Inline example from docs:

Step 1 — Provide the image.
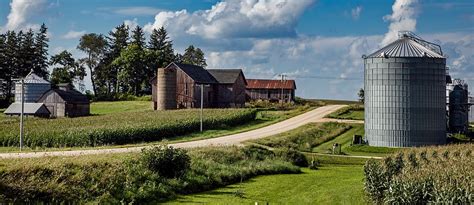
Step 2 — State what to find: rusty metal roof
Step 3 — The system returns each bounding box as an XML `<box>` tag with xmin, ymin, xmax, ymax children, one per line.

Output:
<box><xmin>246</xmin><ymin>79</ymin><xmax>296</xmax><ymax>90</ymax></box>
<box><xmin>367</xmin><ymin>37</ymin><xmax>444</xmax><ymax>59</ymax></box>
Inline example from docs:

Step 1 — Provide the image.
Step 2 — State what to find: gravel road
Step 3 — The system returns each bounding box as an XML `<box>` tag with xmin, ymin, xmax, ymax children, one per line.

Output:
<box><xmin>0</xmin><ymin>105</ymin><xmax>347</xmax><ymax>159</ymax></box>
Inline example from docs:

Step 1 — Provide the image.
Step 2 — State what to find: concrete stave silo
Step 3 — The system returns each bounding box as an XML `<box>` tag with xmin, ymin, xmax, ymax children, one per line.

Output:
<box><xmin>157</xmin><ymin>67</ymin><xmax>177</xmax><ymax>110</ymax></box>
<box><xmin>364</xmin><ymin>32</ymin><xmax>447</xmax><ymax>147</ymax></box>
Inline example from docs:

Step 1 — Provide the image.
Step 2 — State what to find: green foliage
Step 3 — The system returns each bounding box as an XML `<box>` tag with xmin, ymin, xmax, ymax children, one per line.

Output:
<box><xmin>141</xmin><ymin>145</ymin><xmax>191</xmax><ymax>178</ymax></box>
<box><xmin>0</xmin><ymin>146</ymin><xmax>300</xmax><ymax>203</ymax></box>
<box><xmin>253</xmin><ymin>122</ymin><xmax>351</xmax><ymax>152</ymax></box>
<box><xmin>182</xmin><ymin>45</ymin><xmax>207</xmax><ymax>67</ymax></box>
<box><xmin>274</xmin><ymin>148</ymin><xmax>308</xmax><ymax>167</ymax></box>
<box><xmin>326</xmin><ymin>104</ymin><xmax>364</xmax><ymax>120</ymax></box>
<box><xmin>50</xmin><ymin>50</ymin><xmax>86</xmax><ymax>88</ymax></box>
<box><xmin>0</xmin><ymin>109</ymin><xmax>257</xmax><ymax>148</ymax></box>
<box><xmin>363</xmin><ymin>144</ymin><xmax>474</xmax><ymax>204</ymax></box>
<box><xmin>77</xmin><ymin>33</ymin><xmax>107</xmax><ymax>95</ymax></box>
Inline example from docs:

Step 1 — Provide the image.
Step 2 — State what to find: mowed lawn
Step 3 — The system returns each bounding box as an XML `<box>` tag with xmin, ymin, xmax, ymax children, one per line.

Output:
<box><xmin>168</xmin><ymin>166</ymin><xmax>366</xmax><ymax>205</ymax></box>
<box><xmin>90</xmin><ymin>101</ymin><xmax>151</xmax><ymax>115</ymax></box>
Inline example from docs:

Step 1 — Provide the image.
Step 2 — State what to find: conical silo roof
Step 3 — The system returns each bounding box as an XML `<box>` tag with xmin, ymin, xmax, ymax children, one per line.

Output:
<box><xmin>367</xmin><ymin>36</ymin><xmax>444</xmax><ymax>58</ymax></box>
<box><xmin>23</xmin><ymin>69</ymin><xmax>50</xmax><ymax>84</ymax></box>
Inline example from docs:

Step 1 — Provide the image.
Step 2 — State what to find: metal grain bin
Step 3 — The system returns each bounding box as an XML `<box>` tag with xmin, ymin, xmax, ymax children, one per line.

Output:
<box><xmin>448</xmin><ymin>80</ymin><xmax>469</xmax><ymax>133</ymax></box>
<box><xmin>157</xmin><ymin>67</ymin><xmax>177</xmax><ymax>110</ymax></box>
<box><xmin>15</xmin><ymin>70</ymin><xmax>51</xmax><ymax>103</ymax></box>
<box><xmin>364</xmin><ymin>32</ymin><xmax>446</xmax><ymax>147</ymax></box>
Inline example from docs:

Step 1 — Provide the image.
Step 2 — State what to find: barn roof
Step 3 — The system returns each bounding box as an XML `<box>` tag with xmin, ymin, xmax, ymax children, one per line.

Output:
<box><xmin>4</xmin><ymin>103</ymin><xmax>50</xmax><ymax>116</ymax></box>
<box><xmin>171</xmin><ymin>63</ymin><xmax>218</xmax><ymax>84</ymax></box>
<box><xmin>39</xmin><ymin>89</ymin><xmax>89</xmax><ymax>104</ymax></box>
<box><xmin>246</xmin><ymin>79</ymin><xmax>296</xmax><ymax>90</ymax></box>
<box><xmin>207</xmin><ymin>69</ymin><xmax>246</xmax><ymax>85</ymax></box>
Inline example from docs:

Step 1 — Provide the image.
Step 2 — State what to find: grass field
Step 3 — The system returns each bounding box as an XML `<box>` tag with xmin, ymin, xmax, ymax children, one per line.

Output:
<box><xmin>90</xmin><ymin>101</ymin><xmax>151</xmax><ymax>115</ymax></box>
<box><xmin>326</xmin><ymin>104</ymin><xmax>364</xmax><ymax>120</ymax></box>
<box><xmin>168</xmin><ymin>166</ymin><xmax>366</xmax><ymax>205</ymax></box>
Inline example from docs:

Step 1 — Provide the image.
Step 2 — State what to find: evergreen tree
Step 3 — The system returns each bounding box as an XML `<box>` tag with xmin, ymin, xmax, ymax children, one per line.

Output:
<box><xmin>50</xmin><ymin>50</ymin><xmax>86</xmax><ymax>87</ymax></box>
<box><xmin>131</xmin><ymin>25</ymin><xmax>145</xmax><ymax>48</ymax></box>
<box><xmin>33</xmin><ymin>23</ymin><xmax>50</xmax><ymax>78</ymax></box>
<box><xmin>0</xmin><ymin>34</ymin><xmax>8</xmax><ymax>99</ymax></box>
<box><xmin>19</xmin><ymin>29</ymin><xmax>36</xmax><ymax>77</ymax></box>
<box><xmin>77</xmin><ymin>33</ymin><xmax>107</xmax><ymax>95</ymax></box>
<box><xmin>182</xmin><ymin>45</ymin><xmax>207</xmax><ymax>67</ymax></box>
<box><xmin>4</xmin><ymin>31</ymin><xmax>19</xmax><ymax>99</ymax></box>
<box><xmin>106</xmin><ymin>23</ymin><xmax>129</xmax><ymax>94</ymax></box>
<box><xmin>148</xmin><ymin>27</ymin><xmax>174</xmax><ymax>71</ymax></box>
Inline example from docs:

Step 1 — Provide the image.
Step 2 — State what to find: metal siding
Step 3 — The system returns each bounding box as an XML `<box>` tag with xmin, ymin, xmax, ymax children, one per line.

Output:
<box><xmin>365</xmin><ymin>57</ymin><xmax>446</xmax><ymax>147</ymax></box>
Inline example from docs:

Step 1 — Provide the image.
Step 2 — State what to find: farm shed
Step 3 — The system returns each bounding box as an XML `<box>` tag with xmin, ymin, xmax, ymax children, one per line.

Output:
<box><xmin>37</xmin><ymin>85</ymin><xmax>90</xmax><ymax>118</ymax></box>
<box><xmin>208</xmin><ymin>69</ymin><xmax>247</xmax><ymax>108</ymax></box>
<box><xmin>150</xmin><ymin>63</ymin><xmax>248</xmax><ymax>109</ymax></box>
<box><xmin>4</xmin><ymin>103</ymin><xmax>50</xmax><ymax>117</ymax></box>
<box><xmin>246</xmin><ymin>79</ymin><xmax>296</xmax><ymax>103</ymax></box>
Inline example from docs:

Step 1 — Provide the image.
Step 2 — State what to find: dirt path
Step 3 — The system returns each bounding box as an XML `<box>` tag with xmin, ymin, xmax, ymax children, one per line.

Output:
<box><xmin>0</xmin><ymin>105</ymin><xmax>347</xmax><ymax>159</ymax></box>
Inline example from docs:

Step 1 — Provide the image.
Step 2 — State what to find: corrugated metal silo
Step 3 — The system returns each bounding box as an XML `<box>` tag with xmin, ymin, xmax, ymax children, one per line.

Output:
<box><xmin>157</xmin><ymin>67</ymin><xmax>177</xmax><ymax>110</ymax></box>
<box><xmin>448</xmin><ymin>79</ymin><xmax>469</xmax><ymax>133</ymax></box>
<box><xmin>364</xmin><ymin>32</ymin><xmax>447</xmax><ymax>147</ymax></box>
<box><xmin>15</xmin><ymin>70</ymin><xmax>51</xmax><ymax>103</ymax></box>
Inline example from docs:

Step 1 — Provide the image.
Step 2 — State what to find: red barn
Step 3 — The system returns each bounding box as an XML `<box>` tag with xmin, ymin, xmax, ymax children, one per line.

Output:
<box><xmin>246</xmin><ymin>79</ymin><xmax>296</xmax><ymax>103</ymax></box>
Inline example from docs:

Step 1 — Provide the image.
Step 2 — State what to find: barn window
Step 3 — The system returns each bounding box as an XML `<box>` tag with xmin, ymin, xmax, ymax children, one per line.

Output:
<box><xmin>184</xmin><ymin>83</ymin><xmax>188</xmax><ymax>95</ymax></box>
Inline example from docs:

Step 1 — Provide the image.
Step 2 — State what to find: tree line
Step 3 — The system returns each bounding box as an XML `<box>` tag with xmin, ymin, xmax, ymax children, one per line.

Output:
<box><xmin>0</xmin><ymin>23</ymin><xmax>207</xmax><ymax>104</ymax></box>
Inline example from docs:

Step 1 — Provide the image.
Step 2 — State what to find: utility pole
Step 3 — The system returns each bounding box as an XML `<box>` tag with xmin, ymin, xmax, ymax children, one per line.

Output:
<box><xmin>18</xmin><ymin>79</ymin><xmax>25</xmax><ymax>151</ymax></box>
<box><xmin>200</xmin><ymin>84</ymin><xmax>204</xmax><ymax>132</ymax></box>
<box><xmin>279</xmin><ymin>74</ymin><xmax>287</xmax><ymax>103</ymax></box>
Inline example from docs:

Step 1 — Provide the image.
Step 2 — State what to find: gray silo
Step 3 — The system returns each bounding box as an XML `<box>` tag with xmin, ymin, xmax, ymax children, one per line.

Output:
<box><xmin>15</xmin><ymin>70</ymin><xmax>51</xmax><ymax>103</ymax></box>
<box><xmin>448</xmin><ymin>79</ymin><xmax>469</xmax><ymax>133</ymax></box>
<box><xmin>157</xmin><ymin>67</ymin><xmax>177</xmax><ymax>110</ymax></box>
<box><xmin>364</xmin><ymin>32</ymin><xmax>446</xmax><ymax>147</ymax></box>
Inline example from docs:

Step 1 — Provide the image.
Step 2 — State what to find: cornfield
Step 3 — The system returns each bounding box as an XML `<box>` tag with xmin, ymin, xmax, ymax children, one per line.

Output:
<box><xmin>0</xmin><ymin>109</ymin><xmax>257</xmax><ymax>148</ymax></box>
<box><xmin>364</xmin><ymin>143</ymin><xmax>473</xmax><ymax>204</ymax></box>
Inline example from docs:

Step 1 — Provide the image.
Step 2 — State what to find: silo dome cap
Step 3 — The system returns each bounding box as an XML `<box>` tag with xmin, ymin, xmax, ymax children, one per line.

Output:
<box><xmin>367</xmin><ymin>35</ymin><xmax>444</xmax><ymax>58</ymax></box>
<box><xmin>22</xmin><ymin>70</ymin><xmax>51</xmax><ymax>84</ymax></box>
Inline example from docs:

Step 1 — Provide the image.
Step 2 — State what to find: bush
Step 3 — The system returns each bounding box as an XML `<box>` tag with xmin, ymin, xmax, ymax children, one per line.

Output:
<box><xmin>141</xmin><ymin>146</ymin><xmax>190</xmax><ymax>178</ymax></box>
<box><xmin>308</xmin><ymin>158</ymin><xmax>320</xmax><ymax>170</ymax></box>
<box><xmin>275</xmin><ymin>148</ymin><xmax>308</xmax><ymax>167</ymax></box>
<box><xmin>363</xmin><ymin>144</ymin><xmax>474</xmax><ymax>204</ymax></box>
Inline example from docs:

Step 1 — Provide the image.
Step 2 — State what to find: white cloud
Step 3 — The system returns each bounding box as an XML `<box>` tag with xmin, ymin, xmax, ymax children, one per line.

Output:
<box><xmin>351</xmin><ymin>6</ymin><xmax>362</xmax><ymax>20</ymax></box>
<box><xmin>144</xmin><ymin>0</ymin><xmax>315</xmax><ymax>39</ymax></box>
<box><xmin>4</xmin><ymin>0</ymin><xmax>47</xmax><ymax>31</ymax></box>
<box><xmin>381</xmin><ymin>0</ymin><xmax>418</xmax><ymax>46</ymax></box>
<box><xmin>61</xmin><ymin>30</ymin><xmax>86</xmax><ymax>39</ymax></box>
<box><xmin>124</xmin><ymin>18</ymin><xmax>139</xmax><ymax>29</ymax></box>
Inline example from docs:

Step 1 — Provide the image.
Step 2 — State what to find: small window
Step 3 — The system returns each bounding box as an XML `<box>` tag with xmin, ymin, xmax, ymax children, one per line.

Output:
<box><xmin>184</xmin><ymin>83</ymin><xmax>188</xmax><ymax>95</ymax></box>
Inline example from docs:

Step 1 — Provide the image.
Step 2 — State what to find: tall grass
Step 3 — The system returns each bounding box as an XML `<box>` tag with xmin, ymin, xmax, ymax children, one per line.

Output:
<box><xmin>326</xmin><ymin>104</ymin><xmax>364</xmax><ymax>120</ymax></box>
<box><xmin>0</xmin><ymin>146</ymin><xmax>300</xmax><ymax>203</ymax></box>
<box><xmin>364</xmin><ymin>144</ymin><xmax>473</xmax><ymax>204</ymax></box>
<box><xmin>0</xmin><ymin>109</ymin><xmax>257</xmax><ymax>148</ymax></box>
<box><xmin>253</xmin><ymin>122</ymin><xmax>351</xmax><ymax>152</ymax></box>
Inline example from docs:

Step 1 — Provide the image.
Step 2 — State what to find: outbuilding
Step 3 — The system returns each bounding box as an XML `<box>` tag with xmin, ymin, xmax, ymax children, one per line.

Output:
<box><xmin>37</xmin><ymin>84</ymin><xmax>90</xmax><ymax>118</ymax></box>
<box><xmin>246</xmin><ymin>79</ymin><xmax>296</xmax><ymax>103</ymax></box>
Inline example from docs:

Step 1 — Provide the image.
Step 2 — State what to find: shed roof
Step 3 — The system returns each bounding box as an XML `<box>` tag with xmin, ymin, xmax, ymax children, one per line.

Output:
<box><xmin>39</xmin><ymin>89</ymin><xmax>89</xmax><ymax>104</ymax></box>
<box><xmin>246</xmin><ymin>79</ymin><xmax>296</xmax><ymax>90</ymax></box>
<box><xmin>207</xmin><ymin>69</ymin><xmax>246</xmax><ymax>85</ymax></box>
<box><xmin>22</xmin><ymin>69</ymin><xmax>51</xmax><ymax>84</ymax></box>
<box><xmin>367</xmin><ymin>37</ymin><xmax>444</xmax><ymax>58</ymax></box>
<box><xmin>171</xmin><ymin>63</ymin><xmax>218</xmax><ymax>84</ymax></box>
<box><xmin>4</xmin><ymin>103</ymin><xmax>50</xmax><ymax>115</ymax></box>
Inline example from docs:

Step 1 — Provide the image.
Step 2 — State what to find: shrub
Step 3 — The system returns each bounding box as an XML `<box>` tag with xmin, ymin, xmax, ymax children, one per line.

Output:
<box><xmin>141</xmin><ymin>146</ymin><xmax>190</xmax><ymax>178</ymax></box>
<box><xmin>274</xmin><ymin>148</ymin><xmax>308</xmax><ymax>167</ymax></box>
<box><xmin>242</xmin><ymin>145</ymin><xmax>274</xmax><ymax>161</ymax></box>
<box><xmin>308</xmin><ymin>157</ymin><xmax>320</xmax><ymax>170</ymax></box>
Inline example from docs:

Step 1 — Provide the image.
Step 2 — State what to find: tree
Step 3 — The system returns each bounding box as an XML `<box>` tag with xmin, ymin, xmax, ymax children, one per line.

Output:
<box><xmin>33</xmin><ymin>23</ymin><xmax>50</xmax><ymax>78</ymax></box>
<box><xmin>112</xmin><ymin>44</ymin><xmax>147</xmax><ymax>95</ymax></box>
<box><xmin>50</xmin><ymin>50</ymin><xmax>86</xmax><ymax>87</ymax></box>
<box><xmin>148</xmin><ymin>27</ymin><xmax>174</xmax><ymax>70</ymax></box>
<box><xmin>106</xmin><ymin>23</ymin><xmax>130</xmax><ymax>94</ymax></box>
<box><xmin>77</xmin><ymin>33</ymin><xmax>107</xmax><ymax>95</ymax></box>
<box><xmin>3</xmin><ymin>31</ymin><xmax>19</xmax><ymax>100</ymax></box>
<box><xmin>0</xmin><ymin>34</ymin><xmax>8</xmax><ymax>99</ymax></box>
<box><xmin>131</xmin><ymin>25</ymin><xmax>145</xmax><ymax>49</ymax></box>
<box><xmin>358</xmin><ymin>88</ymin><xmax>365</xmax><ymax>103</ymax></box>
<box><xmin>182</xmin><ymin>45</ymin><xmax>207</xmax><ymax>67</ymax></box>
<box><xmin>18</xmin><ymin>29</ymin><xmax>36</xmax><ymax>77</ymax></box>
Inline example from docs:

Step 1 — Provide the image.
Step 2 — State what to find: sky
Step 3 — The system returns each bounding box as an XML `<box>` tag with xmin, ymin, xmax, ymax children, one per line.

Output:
<box><xmin>0</xmin><ymin>0</ymin><xmax>473</xmax><ymax>100</ymax></box>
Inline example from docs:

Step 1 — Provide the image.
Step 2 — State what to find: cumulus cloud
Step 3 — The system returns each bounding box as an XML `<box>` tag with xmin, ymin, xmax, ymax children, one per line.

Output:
<box><xmin>4</xmin><ymin>0</ymin><xmax>47</xmax><ymax>31</ymax></box>
<box><xmin>381</xmin><ymin>0</ymin><xmax>418</xmax><ymax>46</ymax></box>
<box><xmin>124</xmin><ymin>18</ymin><xmax>139</xmax><ymax>29</ymax></box>
<box><xmin>351</xmin><ymin>6</ymin><xmax>363</xmax><ymax>20</ymax></box>
<box><xmin>111</xmin><ymin>6</ymin><xmax>162</xmax><ymax>16</ymax></box>
<box><xmin>61</xmin><ymin>30</ymin><xmax>86</xmax><ymax>39</ymax></box>
<box><xmin>144</xmin><ymin>0</ymin><xmax>315</xmax><ymax>39</ymax></box>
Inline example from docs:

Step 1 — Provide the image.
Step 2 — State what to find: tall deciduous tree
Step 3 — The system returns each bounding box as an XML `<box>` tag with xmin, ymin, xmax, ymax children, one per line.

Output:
<box><xmin>112</xmin><ymin>44</ymin><xmax>147</xmax><ymax>95</ymax></box>
<box><xmin>77</xmin><ymin>33</ymin><xmax>107</xmax><ymax>95</ymax></box>
<box><xmin>50</xmin><ymin>50</ymin><xmax>86</xmax><ymax>88</ymax></box>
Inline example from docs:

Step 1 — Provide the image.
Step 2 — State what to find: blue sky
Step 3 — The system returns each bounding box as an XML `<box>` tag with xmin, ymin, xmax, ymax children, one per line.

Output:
<box><xmin>1</xmin><ymin>0</ymin><xmax>473</xmax><ymax>100</ymax></box>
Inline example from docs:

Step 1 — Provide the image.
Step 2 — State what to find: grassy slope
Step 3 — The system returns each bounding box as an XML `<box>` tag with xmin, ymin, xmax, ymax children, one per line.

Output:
<box><xmin>168</xmin><ymin>166</ymin><xmax>366</xmax><ymax>205</ymax></box>
<box><xmin>90</xmin><ymin>101</ymin><xmax>151</xmax><ymax>115</ymax></box>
